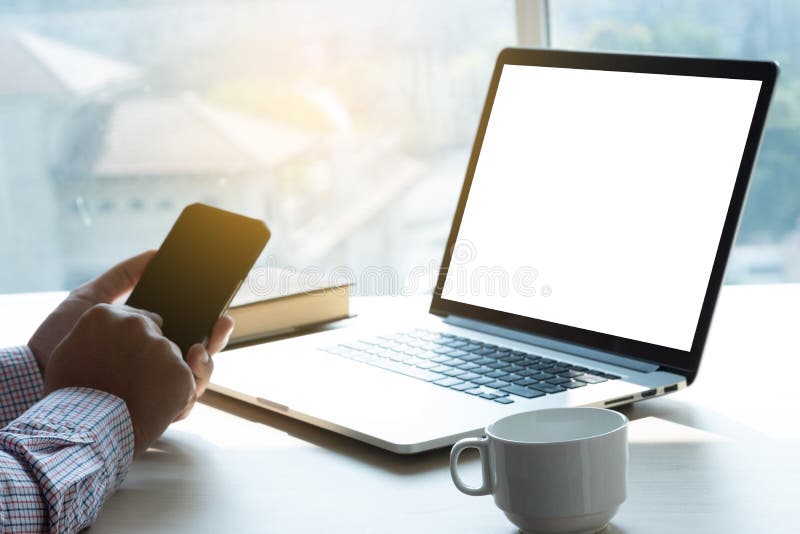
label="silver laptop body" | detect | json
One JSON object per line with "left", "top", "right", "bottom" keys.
{"left": 210, "top": 48, "right": 777, "bottom": 453}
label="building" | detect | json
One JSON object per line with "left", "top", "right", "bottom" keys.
{"left": 0, "top": 30, "right": 137, "bottom": 291}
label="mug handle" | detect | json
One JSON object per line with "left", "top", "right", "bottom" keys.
{"left": 449, "top": 436, "right": 492, "bottom": 496}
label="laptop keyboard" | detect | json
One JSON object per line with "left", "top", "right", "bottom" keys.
{"left": 321, "top": 329, "right": 620, "bottom": 404}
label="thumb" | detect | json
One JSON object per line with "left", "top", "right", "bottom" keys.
{"left": 78, "top": 249, "right": 157, "bottom": 303}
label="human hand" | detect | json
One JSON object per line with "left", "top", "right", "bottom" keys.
{"left": 44, "top": 303, "right": 195, "bottom": 456}
{"left": 29, "top": 250, "right": 157, "bottom": 374}
{"left": 29, "top": 250, "right": 235, "bottom": 381}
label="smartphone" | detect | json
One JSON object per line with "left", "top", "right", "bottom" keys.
{"left": 127, "top": 203, "right": 270, "bottom": 355}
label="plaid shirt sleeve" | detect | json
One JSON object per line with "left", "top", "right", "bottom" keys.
{"left": 0, "top": 346, "right": 44, "bottom": 428}
{"left": 0, "top": 347, "right": 135, "bottom": 533}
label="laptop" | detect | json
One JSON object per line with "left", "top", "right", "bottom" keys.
{"left": 209, "top": 48, "right": 777, "bottom": 454}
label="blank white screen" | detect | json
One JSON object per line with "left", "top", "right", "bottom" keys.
{"left": 443, "top": 64, "right": 761, "bottom": 351}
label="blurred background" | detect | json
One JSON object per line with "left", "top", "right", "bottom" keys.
{"left": 0, "top": 0, "right": 797, "bottom": 294}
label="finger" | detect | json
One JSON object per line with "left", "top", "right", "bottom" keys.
{"left": 173, "top": 351, "right": 196, "bottom": 422}
{"left": 174, "top": 396, "right": 195, "bottom": 422}
{"left": 78, "top": 250, "right": 157, "bottom": 303}
{"left": 114, "top": 308, "right": 168, "bottom": 347}
{"left": 186, "top": 343, "right": 213, "bottom": 397}
{"left": 114, "top": 306, "right": 163, "bottom": 336}
{"left": 117, "top": 305, "right": 163, "bottom": 329}
{"left": 205, "top": 314, "right": 235, "bottom": 356}
{"left": 174, "top": 344, "right": 210, "bottom": 422}
{"left": 173, "top": 386, "right": 197, "bottom": 422}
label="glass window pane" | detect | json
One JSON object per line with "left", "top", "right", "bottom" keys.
{"left": 550, "top": 0, "right": 800, "bottom": 284}
{"left": 0, "top": 1, "right": 516, "bottom": 293}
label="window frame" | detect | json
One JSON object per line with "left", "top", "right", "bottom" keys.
{"left": 515, "top": 0, "right": 550, "bottom": 46}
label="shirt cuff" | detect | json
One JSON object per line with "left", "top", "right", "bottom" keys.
{"left": 0, "top": 345, "right": 44, "bottom": 427}
{"left": 1, "top": 387, "right": 135, "bottom": 493}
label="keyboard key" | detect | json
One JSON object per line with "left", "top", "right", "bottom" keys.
{"left": 500, "top": 384, "right": 546, "bottom": 399}
{"left": 433, "top": 377, "right": 463, "bottom": 387}
{"left": 444, "top": 340, "right": 468, "bottom": 348}
{"left": 514, "top": 377, "right": 535, "bottom": 385}
{"left": 505, "top": 364, "right": 525, "bottom": 373}
{"left": 486, "top": 370, "right": 508, "bottom": 379}
{"left": 430, "top": 365, "right": 452, "bottom": 373}
{"left": 486, "top": 380, "right": 510, "bottom": 389}
{"left": 450, "top": 382, "right": 478, "bottom": 391}
{"left": 530, "top": 372, "right": 555, "bottom": 381}
{"left": 472, "top": 366, "right": 494, "bottom": 375}
{"left": 472, "top": 376, "right": 495, "bottom": 385}
{"left": 431, "top": 355, "right": 450, "bottom": 363}
{"left": 465, "top": 385, "right": 501, "bottom": 396}
{"left": 442, "top": 368, "right": 467, "bottom": 377}
{"left": 578, "top": 374, "right": 607, "bottom": 384}
{"left": 515, "top": 378, "right": 539, "bottom": 387}
{"left": 474, "top": 357, "right": 496, "bottom": 366}
{"left": 499, "top": 354, "right": 524, "bottom": 363}
{"left": 486, "top": 361, "right": 511, "bottom": 370}
{"left": 458, "top": 372, "right": 481, "bottom": 382}
{"left": 415, "top": 360, "right": 437, "bottom": 369}
{"left": 458, "top": 353, "right": 482, "bottom": 362}
{"left": 497, "top": 373, "right": 523, "bottom": 383}
{"left": 368, "top": 359, "right": 443, "bottom": 382}
{"left": 342, "top": 341, "right": 372, "bottom": 351}
{"left": 448, "top": 349, "right": 469, "bottom": 358}
{"left": 474, "top": 348, "right": 496, "bottom": 356}
{"left": 433, "top": 347, "right": 454, "bottom": 355}
{"left": 558, "top": 370, "right": 584, "bottom": 378}
{"left": 562, "top": 380, "right": 587, "bottom": 389}
{"left": 530, "top": 382, "right": 565, "bottom": 394}
{"left": 479, "top": 393, "right": 497, "bottom": 400}
{"left": 463, "top": 344, "right": 483, "bottom": 352}
{"left": 454, "top": 361, "right": 480, "bottom": 371}
{"left": 494, "top": 397, "right": 515, "bottom": 404}
{"left": 546, "top": 377, "right": 571, "bottom": 385}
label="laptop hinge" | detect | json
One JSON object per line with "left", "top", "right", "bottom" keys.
{"left": 443, "top": 315, "right": 659, "bottom": 373}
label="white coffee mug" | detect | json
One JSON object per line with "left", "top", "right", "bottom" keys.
{"left": 450, "top": 407, "right": 628, "bottom": 534}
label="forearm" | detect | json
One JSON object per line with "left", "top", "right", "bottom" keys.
{"left": 0, "top": 388, "right": 134, "bottom": 532}
{"left": 0, "top": 346, "right": 44, "bottom": 427}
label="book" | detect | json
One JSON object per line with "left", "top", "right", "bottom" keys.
{"left": 226, "top": 268, "right": 352, "bottom": 345}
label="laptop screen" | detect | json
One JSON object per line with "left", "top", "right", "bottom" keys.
{"left": 437, "top": 57, "right": 769, "bottom": 358}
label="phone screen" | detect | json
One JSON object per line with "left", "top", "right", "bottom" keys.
{"left": 127, "top": 203, "right": 270, "bottom": 355}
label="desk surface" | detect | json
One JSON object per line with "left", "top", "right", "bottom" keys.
{"left": 1, "top": 285, "right": 799, "bottom": 533}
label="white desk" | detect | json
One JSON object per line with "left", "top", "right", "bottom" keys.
{"left": 1, "top": 286, "right": 799, "bottom": 533}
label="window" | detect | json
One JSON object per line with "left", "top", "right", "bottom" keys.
{"left": 1, "top": 1, "right": 791, "bottom": 295}
{"left": 549, "top": 0, "right": 800, "bottom": 283}
{"left": 0, "top": 0, "right": 516, "bottom": 293}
